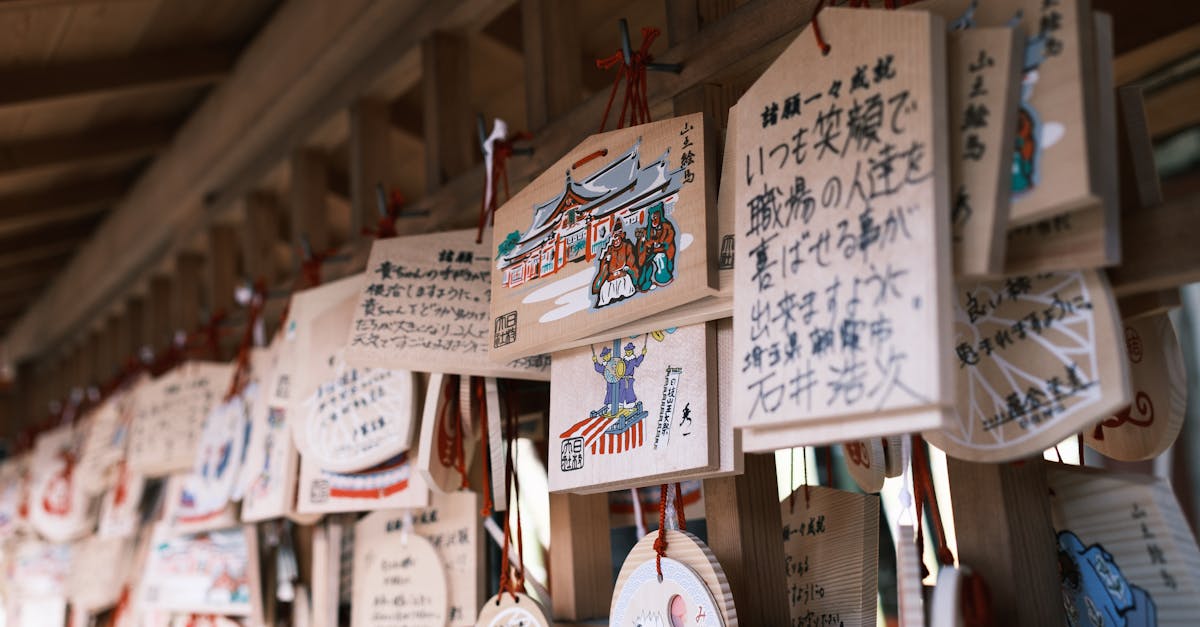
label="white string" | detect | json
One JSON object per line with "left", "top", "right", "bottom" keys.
{"left": 898, "top": 435, "right": 915, "bottom": 527}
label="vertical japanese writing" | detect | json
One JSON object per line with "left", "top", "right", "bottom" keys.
{"left": 737, "top": 40, "right": 945, "bottom": 427}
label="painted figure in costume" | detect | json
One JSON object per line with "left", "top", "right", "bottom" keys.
{"left": 593, "top": 226, "right": 639, "bottom": 307}
{"left": 635, "top": 203, "right": 677, "bottom": 291}
{"left": 593, "top": 347, "right": 618, "bottom": 414}
{"left": 616, "top": 342, "right": 646, "bottom": 410}
{"left": 1057, "top": 530, "right": 1155, "bottom": 627}
{"left": 42, "top": 451, "right": 76, "bottom": 516}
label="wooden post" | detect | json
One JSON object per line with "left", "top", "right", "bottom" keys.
{"left": 421, "top": 31, "right": 474, "bottom": 193}
{"left": 209, "top": 224, "right": 240, "bottom": 316}
{"left": 242, "top": 193, "right": 282, "bottom": 286}
{"left": 107, "top": 314, "right": 125, "bottom": 378}
{"left": 290, "top": 149, "right": 331, "bottom": 255}
{"left": 149, "top": 275, "right": 174, "bottom": 353}
{"left": 89, "top": 330, "right": 105, "bottom": 389}
{"left": 349, "top": 99, "right": 399, "bottom": 239}
{"left": 548, "top": 492, "right": 613, "bottom": 621}
{"left": 521, "top": 0, "right": 582, "bottom": 131}
{"left": 946, "top": 458, "right": 1065, "bottom": 626}
{"left": 126, "top": 295, "right": 147, "bottom": 360}
{"left": 175, "top": 252, "right": 204, "bottom": 334}
{"left": 702, "top": 454, "right": 790, "bottom": 624}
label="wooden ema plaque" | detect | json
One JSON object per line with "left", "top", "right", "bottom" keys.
{"left": 28, "top": 424, "right": 94, "bottom": 543}
{"left": 1086, "top": 313, "right": 1186, "bottom": 462}
{"left": 732, "top": 7, "right": 955, "bottom": 446}
{"left": 351, "top": 512, "right": 449, "bottom": 627}
{"left": 475, "top": 593, "right": 551, "bottom": 627}
{"left": 896, "top": 523, "right": 925, "bottom": 627}
{"left": 489, "top": 114, "right": 716, "bottom": 360}
{"left": 782, "top": 485, "right": 879, "bottom": 627}
{"left": 69, "top": 536, "right": 132, "bottom": 612}
{"left": 139, "top": 524, "right": 253, "bottom": 616}
{"left": 0, "top": 458, "right": 26, "bottom": 538}
{"left": 417, "top": 373, "right": 477, "bottom": 495}
{"left": 128, "top": 361, "right": 233, "bottom": 477}
{"left": 843, "top": 438, "right": 885, "bottom": 493}
{"left": 240, "top": 345, "right": 303, "bottom": 522}
{"left": 549, "top": 323, "right": 717, "bottom": 493}
{"left": 972, "top": 0, "right": 1103, "bottom": 226}
{"left": 97, "top": 465, "right": 143, "bottom": 539}
{"left": 346, "top": 228, "right": 551, "bottom": 380}
{"left": 404, "top": 491, "right": 484, "bottom": 626}
{"left": 1047, "top": 463, "right": 1200, "bottom": 624}
{"left": 171, "top": 391, "right": 250, "bottom": 529}
{"left": 947, "top": 27, "right": 1023, "bottom": 277}
{"left": 611, "top": 529, "right": 738, "bottom": 626}
{"left": 76, "top": 381, "right": 138, "bottom": 496}
{"left": 925, "top": 270, "right": 1130, "bottom": 462}
{"left": 1002, "top": 11, "right": 1118, "bottom": 274}
{"left": 291, "top": 275, "right": 420, "bottom": 473}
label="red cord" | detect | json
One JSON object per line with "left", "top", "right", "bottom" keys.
{"left": 811, "top": 0, "right": 832, "bottom": 55}
{"left": 596, "top": 27, "right": 660, "bottom": 131}
{"left": 498, "top": 386, "right": 525, "bottom": 599}
{"left": 912, "top": 435, "right": 955, "bottom": 567}
{"left": 654, "top": 484, "right": 669, "bottom": 578}
{"left": 477, "top": 132, "right": 531, "bottom": 244}
{"left": 475, "top": 377, "right": 494, "bottom": 517}
{"left": 224, "top": 280, "right": 266, "bottom": 401}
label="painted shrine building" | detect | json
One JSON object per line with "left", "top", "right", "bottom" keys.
{"left": 498, "top": 139, "right": 685, "bottom": 288}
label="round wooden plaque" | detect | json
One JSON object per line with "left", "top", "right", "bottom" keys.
{"left": 843, "top": 438, "right": 885, "bottom": 493}
{"left": 29, "top": 432, "right": 92, "bottom": 543}
{"left": 1085, "top": 313, "right": 1186, "bottom": 461}
{"left": 295, "top": 357, "right": 417, "bottom": 473}
{"left": 176, "top": 395, "right": 247, "bottom": 522}
{"left": 883, "top": 435, "right": 904, "bottom": 477}
{"left": 612, "top": 529, "right": 737, "bottom": 626}
{"left": 474, "top": 592, "right": 551, "bottom": 627}
{"left": 351, "top": 532, "right": 448, "bottom": 627}
{"left": 930, "top": 565, "right": 967, "bottom": 627}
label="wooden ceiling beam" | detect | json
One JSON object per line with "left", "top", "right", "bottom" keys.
{"left": 0, "top": 177, "right": 126, "bottom": 238}
{"left": 0, "top": 48, "right": 234, "bottom": 111}
{"left": 0, "top": 122, "right": 175, "bottom": 179}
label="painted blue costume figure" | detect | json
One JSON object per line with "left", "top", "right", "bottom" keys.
{"left": 592, "top": 341, "right": 648, "bottom": 417}
{"left": 1057, "top": 530, "right": 1156, "bottom": 627}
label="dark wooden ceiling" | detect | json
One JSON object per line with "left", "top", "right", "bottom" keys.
{"left": 0, "top": 0, "right": 280, "bottom": 334}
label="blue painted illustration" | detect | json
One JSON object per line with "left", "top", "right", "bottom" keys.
{"left": 1058, "top": 530, "right": 1156, "bottom": 627}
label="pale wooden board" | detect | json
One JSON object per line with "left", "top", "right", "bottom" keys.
{"left": 294, "top": 447, "right": 430, "bottom": 514}
{"left": 240, "top": 400, "right": 302, "bottom": 522}
{"left": 160, "top": 474, "right": 239, "bottom": 536}
{"left": 170, "top": 392, "right": 249, "bottom": 529}
{"left": 310, "top": 519, "right": 342, "bottom": 627}
{"left": 549, "top": 323, "right": 717, "bottom": 493}
{"left": 925, "top": 270, "right": 1130, "bottom": 462}
{"left": 947, "top": 27, "right": 1023, "bottom": 278}
{"left": 138, "top": 524, "right": 253, "bottom": 617}
{"left": 484, "top": 377, "right": 506, "bottom": 512}
{"left": 1086, "top": 313, "right": 1187, "bottom": 461}
{"left": 28, "top": 424, "right": 94, "bottom": 543}
{"left": 612, "top": 530, "right": 738, "bottom": 627}
{"left": 843, "top": 438, "right": 886, "bottom": 493}
{"left": 999, "top": 10, "right": 1119, "bottom": 274}
{"left": 896, "top": 524, "right": 925, "bottom": 627}
{"left": 715, "top": 318, "right": 744, "bottom": 477}
{"left": 344, "top": 228, "right": 551, "bottom": 380}
{"left": 475, "top": 592, "right": 551, "bottom": 627}
{"left": 0, "top": 456, "right": 26, "bottom": 538}
{"left": 610, "top": 557, "right": 725, "bottom": 627}
{"left": 732, "top": 8, "right": 955, "bottom": 441}
{"left": 97, "top": 468, "right": 143, "bottom": 539}
{"left": 884, "top": 435, "right": 904, "bottom": 478}
{"left": 489, "top": 113, "right": 717, "bottom": 360}
{"left": 127, "top": 361, "right": 233, "bottom": 477}
{"left": 1047, "top": 463, "right": 1200, "bottom": 623}
{"left": 930, "top": 566, "right": 967, "bottom": 627}
{"left": 739, "top": 407, "right": 949, "bottom": 453}
{"left": 781, "top": 485, "right": 879, "bottom": 627}
{"left": 567, "top": 105, "right": 738, "bottom": 348}
{"left": 351, "top": 514, "right": 448, "bottom": 627}
{"left": 68, "top": 536, "right": 132, "bottom": 612}
{"left": 417, "top": 373, "right": 478, "bottom": 495}
{"left": 974, "top": 0, "right": 1103, "bottom": 226}
{"left": 75, "top": 380, "right": 139, "bottom": 496}
{"left": 291, "top": 276, "right": 420, "bottom": 473}
{"left": 402, "top": 491, "right": 485, "bottom": 626}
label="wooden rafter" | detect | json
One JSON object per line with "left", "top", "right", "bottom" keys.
{"left": 0, "top": 177, "right": 127, "bottom": 237}
{"left": 0, "top": 48, "right": 233, "bottom": 111}
{"left": 0, "top": 122, "right": 175, "bottom": 179}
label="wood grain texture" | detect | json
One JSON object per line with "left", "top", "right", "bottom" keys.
{"left": 843, "top": 438, "right": 885, "bottom": 493}
{"left": 1086, "top": 313, "right": 1187, "bottom": 461}
{"left": 548, "top": 491, "right": 613, "bottom": 621}
{"left": 946, "top": 457, "right": 1065, "bottom": 626}
{"left": 732, "top": 8, "right": 954, "bottom": 441}
{"left": 926, "top": 270, "right": 1130, "bottom": 463}
{"left": 612, "top": 529, "right": 738, "bottom": 626}
{"left": 947, "top": 27, "right": 1022, "bottom": 278}
{"left": 701, "top": 453, "right": 788, "bottom": 625}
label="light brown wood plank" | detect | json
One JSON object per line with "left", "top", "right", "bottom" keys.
{"left": 0, "top": 121, "right": 173, "bottom": 178}
{"left": 422, "top": 31, "right": 475, "bottom": 192}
